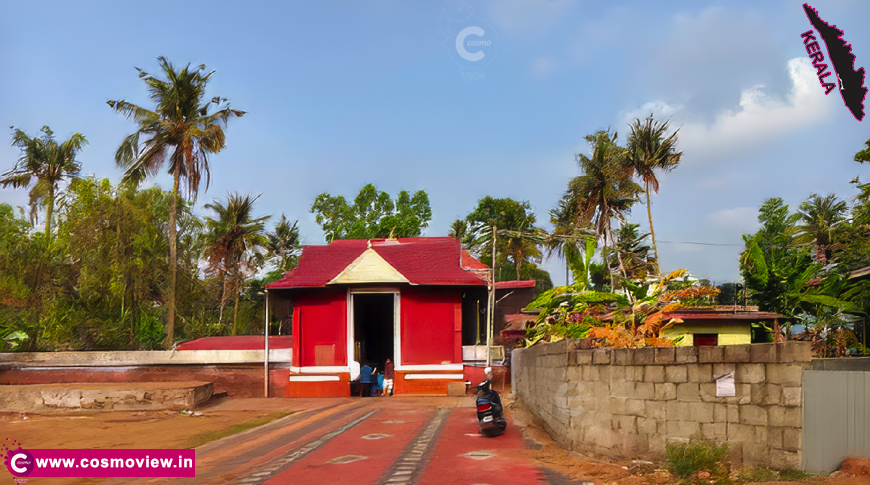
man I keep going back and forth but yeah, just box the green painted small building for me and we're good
[660,309,784,346]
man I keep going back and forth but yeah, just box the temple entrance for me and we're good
[352,292,395,373]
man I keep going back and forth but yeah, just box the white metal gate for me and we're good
[803,370,870,473]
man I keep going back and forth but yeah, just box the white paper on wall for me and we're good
[716,372,736,397]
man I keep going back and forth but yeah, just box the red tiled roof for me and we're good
[495,280,537,289]
[461,249,489,271]
[267,239,367,288]
[267,237,487,288]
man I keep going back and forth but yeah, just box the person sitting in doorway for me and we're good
[360,362,376,397]
[372,372,384,396]
[373,373,383,396]
[383,358,394,396]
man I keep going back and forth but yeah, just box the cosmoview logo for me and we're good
[10,452,34,475]
[456,26,487,61]
[4,439,35,479]
[442,14,499,81]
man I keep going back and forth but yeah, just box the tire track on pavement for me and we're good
[233,408,380,485]
[376,408,450,485]
[101,400,372,485]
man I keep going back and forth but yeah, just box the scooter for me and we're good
[475,369,507,437]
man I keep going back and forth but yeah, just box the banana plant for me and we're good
[566,236,596,291]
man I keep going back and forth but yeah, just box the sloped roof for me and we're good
[461,249,489,271]
[495,280,537,289]
[329,248,411,284]
[502,313,537,331]
[661,310,784,320]
[267,237,488,288]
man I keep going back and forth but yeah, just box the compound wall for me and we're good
[512,340,812,470]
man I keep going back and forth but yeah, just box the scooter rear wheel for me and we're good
[479,421,507,437]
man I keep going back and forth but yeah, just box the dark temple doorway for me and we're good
[353,293,395,372]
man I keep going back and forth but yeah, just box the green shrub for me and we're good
[666,439,729,480]
[136,308,167,350]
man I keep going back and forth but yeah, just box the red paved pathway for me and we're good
[265,407,430,484]
[104,397,550,485]
[417,407,545,485]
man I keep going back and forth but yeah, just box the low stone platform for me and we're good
[0,381,213,413]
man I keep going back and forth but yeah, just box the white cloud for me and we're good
[619,100,680,126]
[531,57,556,77]
[680,57,831,161]
[707,207,759,233]
[624,58,832,164]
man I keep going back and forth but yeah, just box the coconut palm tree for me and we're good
[465,197,544,280]
[547,194,593,285]
[448,219,469,242]
[504,210,543,281]
[568,130,641,244]
[796,193,848,262]
[202,193,270,335]
[108,56,244,348]
[267,214,302,273]
[607,222,657,282]
[564,130,642,289]
[2,126,87,242]
[626,115,682,274]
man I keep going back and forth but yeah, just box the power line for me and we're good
[657,240,743,247]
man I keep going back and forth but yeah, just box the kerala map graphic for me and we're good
[803,3,867,121]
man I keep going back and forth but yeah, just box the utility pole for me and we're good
[264,290,270,398]
[486,225,496,367]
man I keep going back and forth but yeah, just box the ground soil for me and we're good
[1,396,333,484]
[0,395,318,450]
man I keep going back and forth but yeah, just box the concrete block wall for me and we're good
[512,340,812,470]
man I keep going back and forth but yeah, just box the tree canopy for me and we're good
[796,193,848,262]
[310,183,431,241]
[202,193,270,335]
[0,177,292,351]
[2,126,87,241]
[566,130,642,245]
[108,56,244,348]
[462,196,552,293]
[739,196,866,348]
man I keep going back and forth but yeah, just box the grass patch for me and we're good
[738,466,778,482]
[666,438,730,483]
[185,411,294,448]
[778,469,812,481]
[735,466,814,483]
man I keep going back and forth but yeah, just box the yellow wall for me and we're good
[661,322,752,347]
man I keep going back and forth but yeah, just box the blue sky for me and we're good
[2,0,869,284]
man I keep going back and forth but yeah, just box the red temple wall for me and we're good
[400,287,461,365]
[293,289,348,367]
